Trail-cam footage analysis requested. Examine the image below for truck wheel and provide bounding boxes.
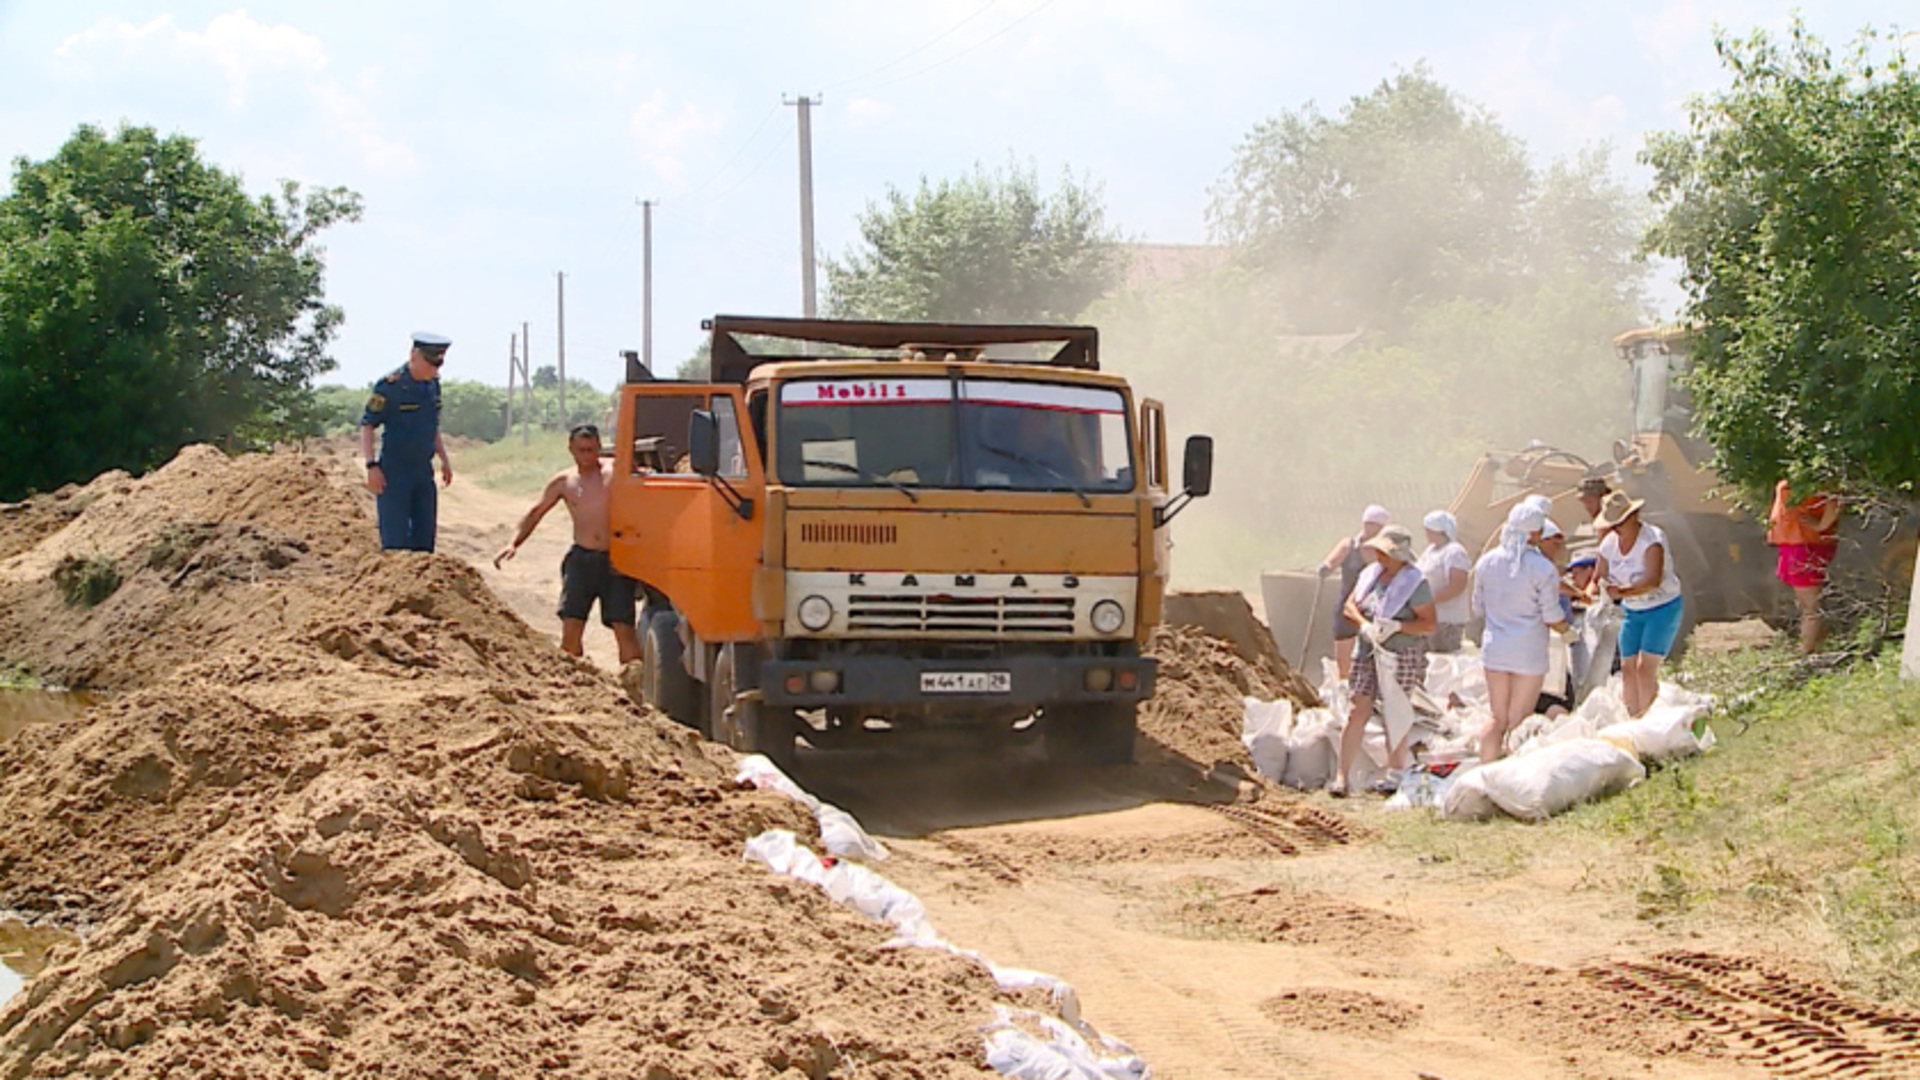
[711,646,797,776]
[1044,702,1137,766]
[643,612,703,734]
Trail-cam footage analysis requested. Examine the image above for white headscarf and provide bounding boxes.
[1522,494,1553,517]
[1422,509,1457,542]
[1542,518,1563,540]
[1361,504,1391,527]
[1501,502,1546,576]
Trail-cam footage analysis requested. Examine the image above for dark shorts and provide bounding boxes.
[558,546,637,626]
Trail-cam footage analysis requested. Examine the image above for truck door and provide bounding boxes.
[611,383,766,642]
[1140,399,1171,624]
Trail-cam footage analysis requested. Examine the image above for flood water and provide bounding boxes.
[0,689,93,1005]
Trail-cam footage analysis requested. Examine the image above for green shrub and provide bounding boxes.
[53,554,121,607]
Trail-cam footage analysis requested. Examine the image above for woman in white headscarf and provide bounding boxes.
[1415,510,1472,653]
[1471,503,1568,763]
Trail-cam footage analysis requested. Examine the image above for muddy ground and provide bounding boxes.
[3,444,1916,1080]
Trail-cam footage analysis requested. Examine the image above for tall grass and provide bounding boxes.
[456,433,575,497]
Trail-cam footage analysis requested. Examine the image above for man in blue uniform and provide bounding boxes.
[359,332,454,551]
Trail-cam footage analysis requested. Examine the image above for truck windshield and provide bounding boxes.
[776,376,1133,493]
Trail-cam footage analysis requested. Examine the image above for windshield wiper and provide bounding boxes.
[979,444,1092,507]
[801,458,920,503]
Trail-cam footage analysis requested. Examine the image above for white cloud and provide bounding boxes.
[54,9,414,171]
[628,92,722,185]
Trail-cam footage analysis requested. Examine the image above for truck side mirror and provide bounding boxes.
[1155,434,1214,527]
[688,410,720,477]
[1182,435,1214,498]
[687,408,753,520]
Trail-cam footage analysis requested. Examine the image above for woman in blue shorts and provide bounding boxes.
[1593,493,1684,718]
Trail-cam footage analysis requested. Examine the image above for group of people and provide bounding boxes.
[1316,480,1686,797]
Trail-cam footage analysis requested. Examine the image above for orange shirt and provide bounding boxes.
[1767,480,1837,546]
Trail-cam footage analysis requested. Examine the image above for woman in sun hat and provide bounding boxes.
[1416,509,1472,653]
[1592,491,1684,717]
[1330,525,1436,797]
[1472,503,1569,762]
[1317,504,1392,682]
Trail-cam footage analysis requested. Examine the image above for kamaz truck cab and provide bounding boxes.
[609,316,1212,772]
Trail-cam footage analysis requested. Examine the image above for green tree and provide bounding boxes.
[825,161,1124,323]
[1207,65,1538,335]
[441,380,509,442]
[0,124,361,499]
[1643,23,1920,501]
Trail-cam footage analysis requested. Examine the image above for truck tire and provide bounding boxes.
[1044,702,1137,766]
[711,646,797,776]
[643,611,703,734]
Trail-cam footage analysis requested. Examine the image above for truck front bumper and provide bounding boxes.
[758,654,1157,709]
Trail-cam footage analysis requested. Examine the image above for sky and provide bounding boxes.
[0,0,1902,392]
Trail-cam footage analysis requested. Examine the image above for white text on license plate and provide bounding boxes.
[921,671,1011,694]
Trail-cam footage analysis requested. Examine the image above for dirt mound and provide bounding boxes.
[1171,884,1399,952]
[1140,623,1316,771]
[0,447,377,691]
[1258,988,1420,1036]
[0,447,1026,1078]
[1460,962,1734,1067]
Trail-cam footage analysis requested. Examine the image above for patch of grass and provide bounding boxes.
[51,554,121,608]
[0,667,42,691]
[145,523,212,571]
[456,433,574,496]
[1377,639,1920,1002]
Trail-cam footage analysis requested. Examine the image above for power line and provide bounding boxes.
[855,0,1060,94]
[675,124,789,211]
[672,102,780,203]
[822,0,1001,94]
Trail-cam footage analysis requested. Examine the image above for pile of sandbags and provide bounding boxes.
[1238,648,1717,824]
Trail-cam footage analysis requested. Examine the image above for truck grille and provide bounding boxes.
[847,593,1076,636]
[799,522,898,545]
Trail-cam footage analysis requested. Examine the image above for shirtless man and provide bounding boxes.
[493,424,642,664]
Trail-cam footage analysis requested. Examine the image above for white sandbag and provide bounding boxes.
[1578,600,1622,701]
[1475,738,1647,822]
[1426,652,1487,708]
[745,830,931,943]
[1281,708,1339,790]
[1574,682,1631,728]
[1371,647,1419,750]
[1440,766,1501,821]
[1513,712,1606,756]
[984,1007,1150,1080]
[1596,701,1709,763]
[737,754,889,861]
[1241,697,1295,782]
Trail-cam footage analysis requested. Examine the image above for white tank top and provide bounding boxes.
[1600,523,1682,611]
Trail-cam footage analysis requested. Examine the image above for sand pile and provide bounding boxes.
[0,447,1014,1078]
[1139,624,1316,770]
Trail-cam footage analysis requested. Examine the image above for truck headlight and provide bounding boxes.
[1090,600,1125,635]
[797,595,834,632]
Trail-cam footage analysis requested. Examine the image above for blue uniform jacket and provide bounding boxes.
[361,365,442,470]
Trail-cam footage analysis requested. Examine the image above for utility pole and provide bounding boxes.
[505,334,517,436]
[638,198,656,374]
[520,321,531,445]
[786,94,821,317]
[556,272,567,426]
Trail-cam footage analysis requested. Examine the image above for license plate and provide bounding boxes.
[921,671,1011,694]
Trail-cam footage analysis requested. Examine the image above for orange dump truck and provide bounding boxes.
[611,316,1212,772]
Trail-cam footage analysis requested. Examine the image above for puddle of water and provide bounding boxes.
[0,919,79,1006]
[0,688,94,742]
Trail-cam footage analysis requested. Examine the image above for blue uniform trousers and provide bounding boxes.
[376,464,438,552]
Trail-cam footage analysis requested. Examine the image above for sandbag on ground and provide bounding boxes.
[1443,738,1646,823]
